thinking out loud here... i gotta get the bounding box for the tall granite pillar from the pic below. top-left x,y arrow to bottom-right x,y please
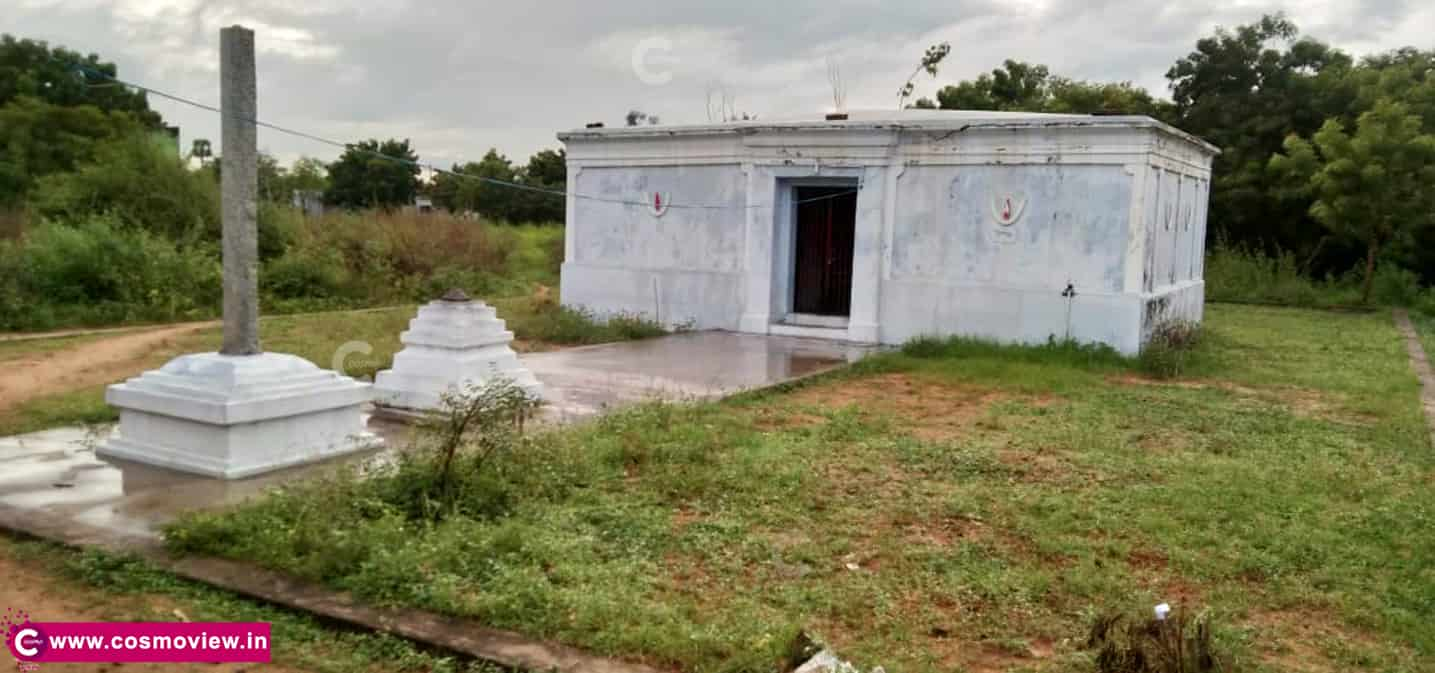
220,26 -> 260,355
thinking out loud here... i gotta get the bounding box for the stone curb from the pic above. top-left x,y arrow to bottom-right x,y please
1392,309 -> 1435,449
0,503 -> 665,673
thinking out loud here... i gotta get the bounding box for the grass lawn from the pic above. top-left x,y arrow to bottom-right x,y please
0,535 -> 499,673
165,304 -> 1434,673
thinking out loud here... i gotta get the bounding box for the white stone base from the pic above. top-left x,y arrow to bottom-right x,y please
99,352 -> 381,479
373,295 -> 543,416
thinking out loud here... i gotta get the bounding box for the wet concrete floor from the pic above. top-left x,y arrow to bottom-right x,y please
0,331 -> 878,541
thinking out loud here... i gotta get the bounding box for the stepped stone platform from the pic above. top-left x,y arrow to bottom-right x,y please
373,290 -> 542,418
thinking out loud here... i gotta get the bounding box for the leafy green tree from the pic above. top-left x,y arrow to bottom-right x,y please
284,157 -> 329,193
931,61 -> 1168,117
1166,14 -> 1357,263
431,148 -> 565,223
1269,100 -> 1435,302
936,60 -> 1050,111
30,133 -> 220,241
324,139 -> 420,210
1044,78 -> 1172,118
0,34 -> 160,126
513,148 -> 566,222
0,96 -> 140,205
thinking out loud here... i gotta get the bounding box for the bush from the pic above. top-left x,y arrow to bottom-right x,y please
1139,320 -> 1201,379
1370,264 -> 1422,307
262,247 -> 349,300
0,215 -> 220,330
1087,607 -> 1222,672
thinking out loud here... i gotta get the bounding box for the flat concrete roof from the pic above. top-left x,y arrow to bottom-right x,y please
560,108 -> 1221,155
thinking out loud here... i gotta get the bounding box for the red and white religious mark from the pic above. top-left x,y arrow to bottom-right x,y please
990,191 -> 1028,226
647,191 -> 672,218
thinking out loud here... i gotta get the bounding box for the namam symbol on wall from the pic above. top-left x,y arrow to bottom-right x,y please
990,191 -> 1028,226
648,191 -> 672,218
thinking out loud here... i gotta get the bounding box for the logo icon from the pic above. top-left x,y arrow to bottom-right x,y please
990,192 -> 1027,226
647,191 -> 671,218
5,609 -> 46,668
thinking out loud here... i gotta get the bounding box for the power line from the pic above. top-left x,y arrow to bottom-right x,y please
58,58 -> 864,211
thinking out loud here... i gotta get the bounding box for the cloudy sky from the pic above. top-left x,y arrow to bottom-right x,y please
8,0 -> 1433,169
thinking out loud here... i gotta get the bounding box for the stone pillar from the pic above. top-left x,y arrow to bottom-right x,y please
220,25 -> 260,355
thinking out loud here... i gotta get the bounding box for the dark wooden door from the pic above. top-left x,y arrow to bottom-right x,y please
792,186 -> 857,316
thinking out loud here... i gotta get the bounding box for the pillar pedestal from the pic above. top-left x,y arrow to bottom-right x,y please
99,352 -> 380,479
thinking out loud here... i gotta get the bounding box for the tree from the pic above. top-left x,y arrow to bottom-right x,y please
0,96 -> 140,206
276,156 -> 327,197
1166,14 -> 1358,266
929,60 -> 1168,118
935,60 -> 1049,111
625,110 -> 659,126
512,148 -> 566,223
324,139 -> 420,210
1269,100 -> 1435,302
1044,78 -> 1171,118
430,148 -> 565,223
190,139 -> 212,167
0,34 -> 161,126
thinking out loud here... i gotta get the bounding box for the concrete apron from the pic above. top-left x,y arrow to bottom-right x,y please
0,331 -> 878,672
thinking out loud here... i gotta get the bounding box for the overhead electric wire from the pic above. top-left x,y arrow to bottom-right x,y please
59,58 -> 864,210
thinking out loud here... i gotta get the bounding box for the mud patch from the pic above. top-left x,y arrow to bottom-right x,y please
782,373 -> 1058,441
1248,607 -> 1397,673
1111,375 -> 1371,426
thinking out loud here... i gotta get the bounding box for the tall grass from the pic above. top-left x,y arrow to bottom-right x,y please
1204,238 -> 1435,311
262,211 -> 553,313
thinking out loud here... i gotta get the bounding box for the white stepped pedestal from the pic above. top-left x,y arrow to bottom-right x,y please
373,290 -> 543,417
99,352 -> 381,479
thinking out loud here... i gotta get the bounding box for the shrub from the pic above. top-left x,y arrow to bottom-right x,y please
0,214 -> 220,330
1139,320 -> 1201,379
1087,607 -> 1222,672
1370,264 -> 1422,307
262,247 -> 349,300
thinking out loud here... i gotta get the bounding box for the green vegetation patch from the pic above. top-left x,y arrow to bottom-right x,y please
166,305 -> 1433,672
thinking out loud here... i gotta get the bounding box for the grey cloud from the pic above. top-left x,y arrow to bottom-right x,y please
8,0 -> 1432,168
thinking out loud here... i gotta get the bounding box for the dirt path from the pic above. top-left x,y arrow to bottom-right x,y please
0,323 -> 215,411
0,543 -> 307,673
1393,309 -> 1435,449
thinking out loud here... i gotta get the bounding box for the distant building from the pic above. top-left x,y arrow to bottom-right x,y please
557,109 -> 1218,354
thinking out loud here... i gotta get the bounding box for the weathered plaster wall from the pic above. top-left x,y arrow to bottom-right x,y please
562,164 -> 748,329
880,163 -> 1140,350
558,115 -> 1216,354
